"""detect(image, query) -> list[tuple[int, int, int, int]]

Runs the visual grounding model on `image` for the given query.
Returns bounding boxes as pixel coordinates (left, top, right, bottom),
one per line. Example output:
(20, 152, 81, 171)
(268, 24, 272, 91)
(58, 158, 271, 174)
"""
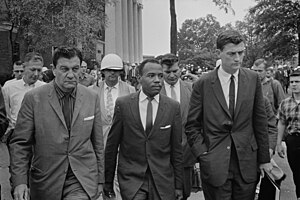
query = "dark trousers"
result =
(202, 146, 256, 200)
(182, 167, 193, 200)
(286, 135, 300, 197)
(132, 169, 161, 200)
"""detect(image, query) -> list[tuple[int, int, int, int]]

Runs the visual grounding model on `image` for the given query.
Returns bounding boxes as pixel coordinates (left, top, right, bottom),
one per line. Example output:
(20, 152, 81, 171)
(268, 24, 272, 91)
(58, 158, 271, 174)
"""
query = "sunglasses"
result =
(14, 70, 24, 73)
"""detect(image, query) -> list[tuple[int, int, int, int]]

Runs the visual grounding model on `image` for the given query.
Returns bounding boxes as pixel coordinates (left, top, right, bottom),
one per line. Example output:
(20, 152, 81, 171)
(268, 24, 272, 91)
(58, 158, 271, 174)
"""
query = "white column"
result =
(115, 0, 123, 58)
(133, 0, 138, 63)
(137, 3, 143, 63)
(128, 0, 134, 63)
(122, 0, 129, 62)
(105, 3, 116, 54)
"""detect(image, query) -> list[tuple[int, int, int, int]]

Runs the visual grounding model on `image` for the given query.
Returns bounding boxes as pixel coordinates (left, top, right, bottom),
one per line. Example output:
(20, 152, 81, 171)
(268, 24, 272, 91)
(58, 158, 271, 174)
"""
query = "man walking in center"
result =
(104, 58, 183, 200)
(185, 30, 272, 200)
(159, 53, 196, 200)
(9, 47, 104, 200)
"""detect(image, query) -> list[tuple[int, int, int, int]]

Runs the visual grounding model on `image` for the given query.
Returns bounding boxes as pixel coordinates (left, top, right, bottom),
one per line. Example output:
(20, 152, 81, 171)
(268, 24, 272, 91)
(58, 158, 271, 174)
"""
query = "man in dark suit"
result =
(104, 58, 183, 200)
(159, 53, 196, 199)
(185, 30, 272, 200)
(9, 47, 104, 200)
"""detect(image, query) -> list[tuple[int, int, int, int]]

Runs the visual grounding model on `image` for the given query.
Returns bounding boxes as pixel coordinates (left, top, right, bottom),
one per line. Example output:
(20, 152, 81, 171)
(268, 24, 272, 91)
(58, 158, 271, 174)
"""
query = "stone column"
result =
(133, 0, 138, 63)
(115, 0, 123, 58)
(137, 3, 143, 63)
(105, 3, 116, 54)
(122, 0, 129, 62)
(127, 0, 134, 63)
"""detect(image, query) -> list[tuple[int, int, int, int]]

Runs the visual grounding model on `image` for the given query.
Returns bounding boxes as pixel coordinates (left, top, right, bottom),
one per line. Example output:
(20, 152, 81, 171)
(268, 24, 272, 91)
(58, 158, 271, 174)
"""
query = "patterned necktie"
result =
(106, 87, 114, 122)
(145, 97, 154, 135)
(229, 75, 235, 120)
(170, 85, 177, 101)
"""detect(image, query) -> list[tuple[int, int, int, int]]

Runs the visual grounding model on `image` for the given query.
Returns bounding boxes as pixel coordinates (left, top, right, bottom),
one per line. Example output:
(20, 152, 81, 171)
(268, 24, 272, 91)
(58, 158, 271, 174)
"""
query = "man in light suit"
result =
(159, 53, 196, 200)
(185, 30, 272, 200)
(91, 53, 135, 200)
(9, 47, 104, 200)
(104, 58, 183, 200)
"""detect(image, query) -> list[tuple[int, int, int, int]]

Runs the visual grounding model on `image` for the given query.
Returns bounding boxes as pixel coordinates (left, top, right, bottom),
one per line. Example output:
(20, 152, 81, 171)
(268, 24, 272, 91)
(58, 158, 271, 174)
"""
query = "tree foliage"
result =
(249, 0, 300, 64)
(3, 0, 107, 60)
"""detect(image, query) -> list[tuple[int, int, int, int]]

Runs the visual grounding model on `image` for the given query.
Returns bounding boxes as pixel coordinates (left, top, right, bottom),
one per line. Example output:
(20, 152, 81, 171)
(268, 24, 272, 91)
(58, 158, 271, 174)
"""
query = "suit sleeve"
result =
(185, 79, 208, 158)
(9, 92, 34, 187)
(171, 102, 183, 189)
(105, 98, 123, 183)
(253, 75, 270, 164)
(264, 97, 277, 151)
(0, 87, 8, 138)
(91, 94, 104, 183)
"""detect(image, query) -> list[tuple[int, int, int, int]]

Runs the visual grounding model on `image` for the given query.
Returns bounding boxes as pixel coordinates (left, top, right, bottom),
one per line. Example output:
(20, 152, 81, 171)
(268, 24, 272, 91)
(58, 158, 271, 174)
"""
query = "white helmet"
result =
(100, 54, 123, 71)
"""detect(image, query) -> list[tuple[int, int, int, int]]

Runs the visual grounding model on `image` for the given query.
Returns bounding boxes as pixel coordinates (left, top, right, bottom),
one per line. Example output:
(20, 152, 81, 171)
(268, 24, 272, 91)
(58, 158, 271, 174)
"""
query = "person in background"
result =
(128, 63, 139, 90)
(2, 52, 45, 144)
(277, 69, 300, 200)
(159, 53, 197, 200)
(91, 53, 135, 200)
(79, 61, 94, 87)
(9, 46, 104, 200)
(4, 61, 24, 85)
(104, 58, 183, 200)
(185, 30, 272, 200)
(252, 58, 285, 115)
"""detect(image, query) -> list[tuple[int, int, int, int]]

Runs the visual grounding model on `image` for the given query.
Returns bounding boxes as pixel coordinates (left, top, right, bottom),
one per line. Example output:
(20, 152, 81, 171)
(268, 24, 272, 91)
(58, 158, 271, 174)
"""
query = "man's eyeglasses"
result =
(14, 70, 24, 73)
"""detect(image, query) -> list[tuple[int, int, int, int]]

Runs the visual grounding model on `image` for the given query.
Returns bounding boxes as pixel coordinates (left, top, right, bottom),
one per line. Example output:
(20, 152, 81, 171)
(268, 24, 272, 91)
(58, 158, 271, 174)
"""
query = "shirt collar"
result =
(219, 65, 239, 80)
(139, 89, 160, 103)
(164, 80, 180, 88)
(22, 78, 35, 87)
(104, 81, 119, 90)
(53, 80, 76, 99)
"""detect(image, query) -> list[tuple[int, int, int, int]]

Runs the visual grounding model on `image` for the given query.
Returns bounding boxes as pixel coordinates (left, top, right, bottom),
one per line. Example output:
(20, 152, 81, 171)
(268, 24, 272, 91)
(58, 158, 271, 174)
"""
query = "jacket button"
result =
(227, 146, 230, 150)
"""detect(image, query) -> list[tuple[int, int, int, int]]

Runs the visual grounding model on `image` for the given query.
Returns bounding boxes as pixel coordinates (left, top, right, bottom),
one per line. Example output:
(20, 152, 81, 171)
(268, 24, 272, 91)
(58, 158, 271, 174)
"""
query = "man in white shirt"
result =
(4, 61, 24, 86)
(2, 52, 45, 143)
(159, 53, 196, 200)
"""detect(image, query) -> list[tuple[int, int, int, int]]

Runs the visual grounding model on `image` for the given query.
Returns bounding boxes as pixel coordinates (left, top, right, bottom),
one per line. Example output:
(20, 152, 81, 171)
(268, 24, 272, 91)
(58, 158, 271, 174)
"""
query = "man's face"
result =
(102, 69, 121, 83)
(139, 62, 163, 97)
(252, 64, 266, 80)
(218, 42, 245, 74)
(23, 60, 43, 85)
(80, 65, 87, 74)
(13, 64, 24, 80)
(162, 62, 181, 86)
(266, 69, 273, 78)
(290, 76, 300, 94)
(53, 56, 80, 92)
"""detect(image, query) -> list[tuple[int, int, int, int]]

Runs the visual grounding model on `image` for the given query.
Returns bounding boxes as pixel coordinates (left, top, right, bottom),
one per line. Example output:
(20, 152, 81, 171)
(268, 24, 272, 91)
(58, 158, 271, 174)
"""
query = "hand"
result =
(269, 148, 274, 158)
(175, 189, 183, 200)
(97, 184, 103, 199)
(259, 162, 273, 178)
(276, 143, 285, 158)
(13, 184, 29, 200)
(103, 182, 115, 199)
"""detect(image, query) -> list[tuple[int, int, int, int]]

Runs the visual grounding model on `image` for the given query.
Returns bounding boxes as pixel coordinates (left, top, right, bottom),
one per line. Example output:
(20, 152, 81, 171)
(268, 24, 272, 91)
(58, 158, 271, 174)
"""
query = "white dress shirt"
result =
(139, 89, 159, 130)
(164, 80, 181, 103)
(2, 78, 45, 130)
(104, 81, 120, 110)
(217, 66, 239, 108)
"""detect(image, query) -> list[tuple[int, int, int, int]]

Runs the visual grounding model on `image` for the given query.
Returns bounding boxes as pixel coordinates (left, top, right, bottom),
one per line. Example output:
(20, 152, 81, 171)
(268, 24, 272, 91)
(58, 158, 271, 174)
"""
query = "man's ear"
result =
(216, 49, 221, 58)
(137, 75, 142, 83)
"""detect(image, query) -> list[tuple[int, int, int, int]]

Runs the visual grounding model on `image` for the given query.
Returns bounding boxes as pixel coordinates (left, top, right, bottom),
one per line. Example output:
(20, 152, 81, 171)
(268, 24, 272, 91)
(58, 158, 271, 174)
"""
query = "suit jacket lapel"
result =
(48, 83, 67, 129)
(234, 69, 247, 119)
(179, 80, 190, 117)
(129, 92, 144, 133)
(71, 85, 83, 127)
(149, 95, 166, 137)
(211, 68, 231, 118)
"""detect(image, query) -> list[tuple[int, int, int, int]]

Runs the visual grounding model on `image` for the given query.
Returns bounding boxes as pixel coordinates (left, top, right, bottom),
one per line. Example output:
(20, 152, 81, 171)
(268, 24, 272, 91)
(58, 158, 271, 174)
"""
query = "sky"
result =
(142, 0, 256, 56)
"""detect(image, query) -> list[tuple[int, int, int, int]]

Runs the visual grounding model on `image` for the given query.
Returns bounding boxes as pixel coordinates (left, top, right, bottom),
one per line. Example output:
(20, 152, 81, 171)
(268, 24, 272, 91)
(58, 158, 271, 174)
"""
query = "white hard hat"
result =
(81, 61, 87, 67)
(100, 54, 123, 71)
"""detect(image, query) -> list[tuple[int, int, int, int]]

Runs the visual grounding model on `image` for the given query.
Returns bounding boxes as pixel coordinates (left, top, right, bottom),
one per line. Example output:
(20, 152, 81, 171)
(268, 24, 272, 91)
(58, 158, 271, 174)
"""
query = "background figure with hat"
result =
(79, 61, 95, 87)
(128, 63, 139, 90)
(90, 53, 135, 200)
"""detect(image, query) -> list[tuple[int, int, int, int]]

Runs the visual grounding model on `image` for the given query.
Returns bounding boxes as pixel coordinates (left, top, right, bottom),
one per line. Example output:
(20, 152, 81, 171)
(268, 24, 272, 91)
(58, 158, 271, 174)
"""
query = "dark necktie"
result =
(229, 75, 235, 120)
(145, 97, 154, 135)
(63, 94, 71, 131)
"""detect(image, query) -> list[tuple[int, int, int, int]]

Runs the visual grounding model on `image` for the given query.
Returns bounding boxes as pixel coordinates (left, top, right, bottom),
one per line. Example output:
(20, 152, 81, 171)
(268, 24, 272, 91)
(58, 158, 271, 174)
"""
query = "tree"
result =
(3, 0, 107, 61)
(249, 0, 300, 64)
(169, 0, 233, 55)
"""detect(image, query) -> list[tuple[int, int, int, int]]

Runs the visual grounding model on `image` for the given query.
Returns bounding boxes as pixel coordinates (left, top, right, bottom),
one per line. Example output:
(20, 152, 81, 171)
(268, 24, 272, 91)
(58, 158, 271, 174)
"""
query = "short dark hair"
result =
(138, 58, 160, 76)
(290, 69, 300, 77)
(160, 53, 181, 68)
(52, 46, 82, 67)
(23, 52, 44, 66)
(14, 60, 23, 66)
(217, 30, 245, 51)
(253, 58, 269, 70)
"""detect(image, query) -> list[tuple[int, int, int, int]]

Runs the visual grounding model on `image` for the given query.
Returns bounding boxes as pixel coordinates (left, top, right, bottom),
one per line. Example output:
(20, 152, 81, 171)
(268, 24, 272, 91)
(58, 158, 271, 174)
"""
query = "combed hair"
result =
(138, 58, 160, 76)
(217, 30, 245, 51)
(52, 46, 82, 67)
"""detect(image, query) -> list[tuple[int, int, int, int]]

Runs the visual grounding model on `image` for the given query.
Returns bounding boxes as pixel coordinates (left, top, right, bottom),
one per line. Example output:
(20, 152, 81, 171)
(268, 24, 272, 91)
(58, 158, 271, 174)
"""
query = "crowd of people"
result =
(0, 29, 299, 200)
